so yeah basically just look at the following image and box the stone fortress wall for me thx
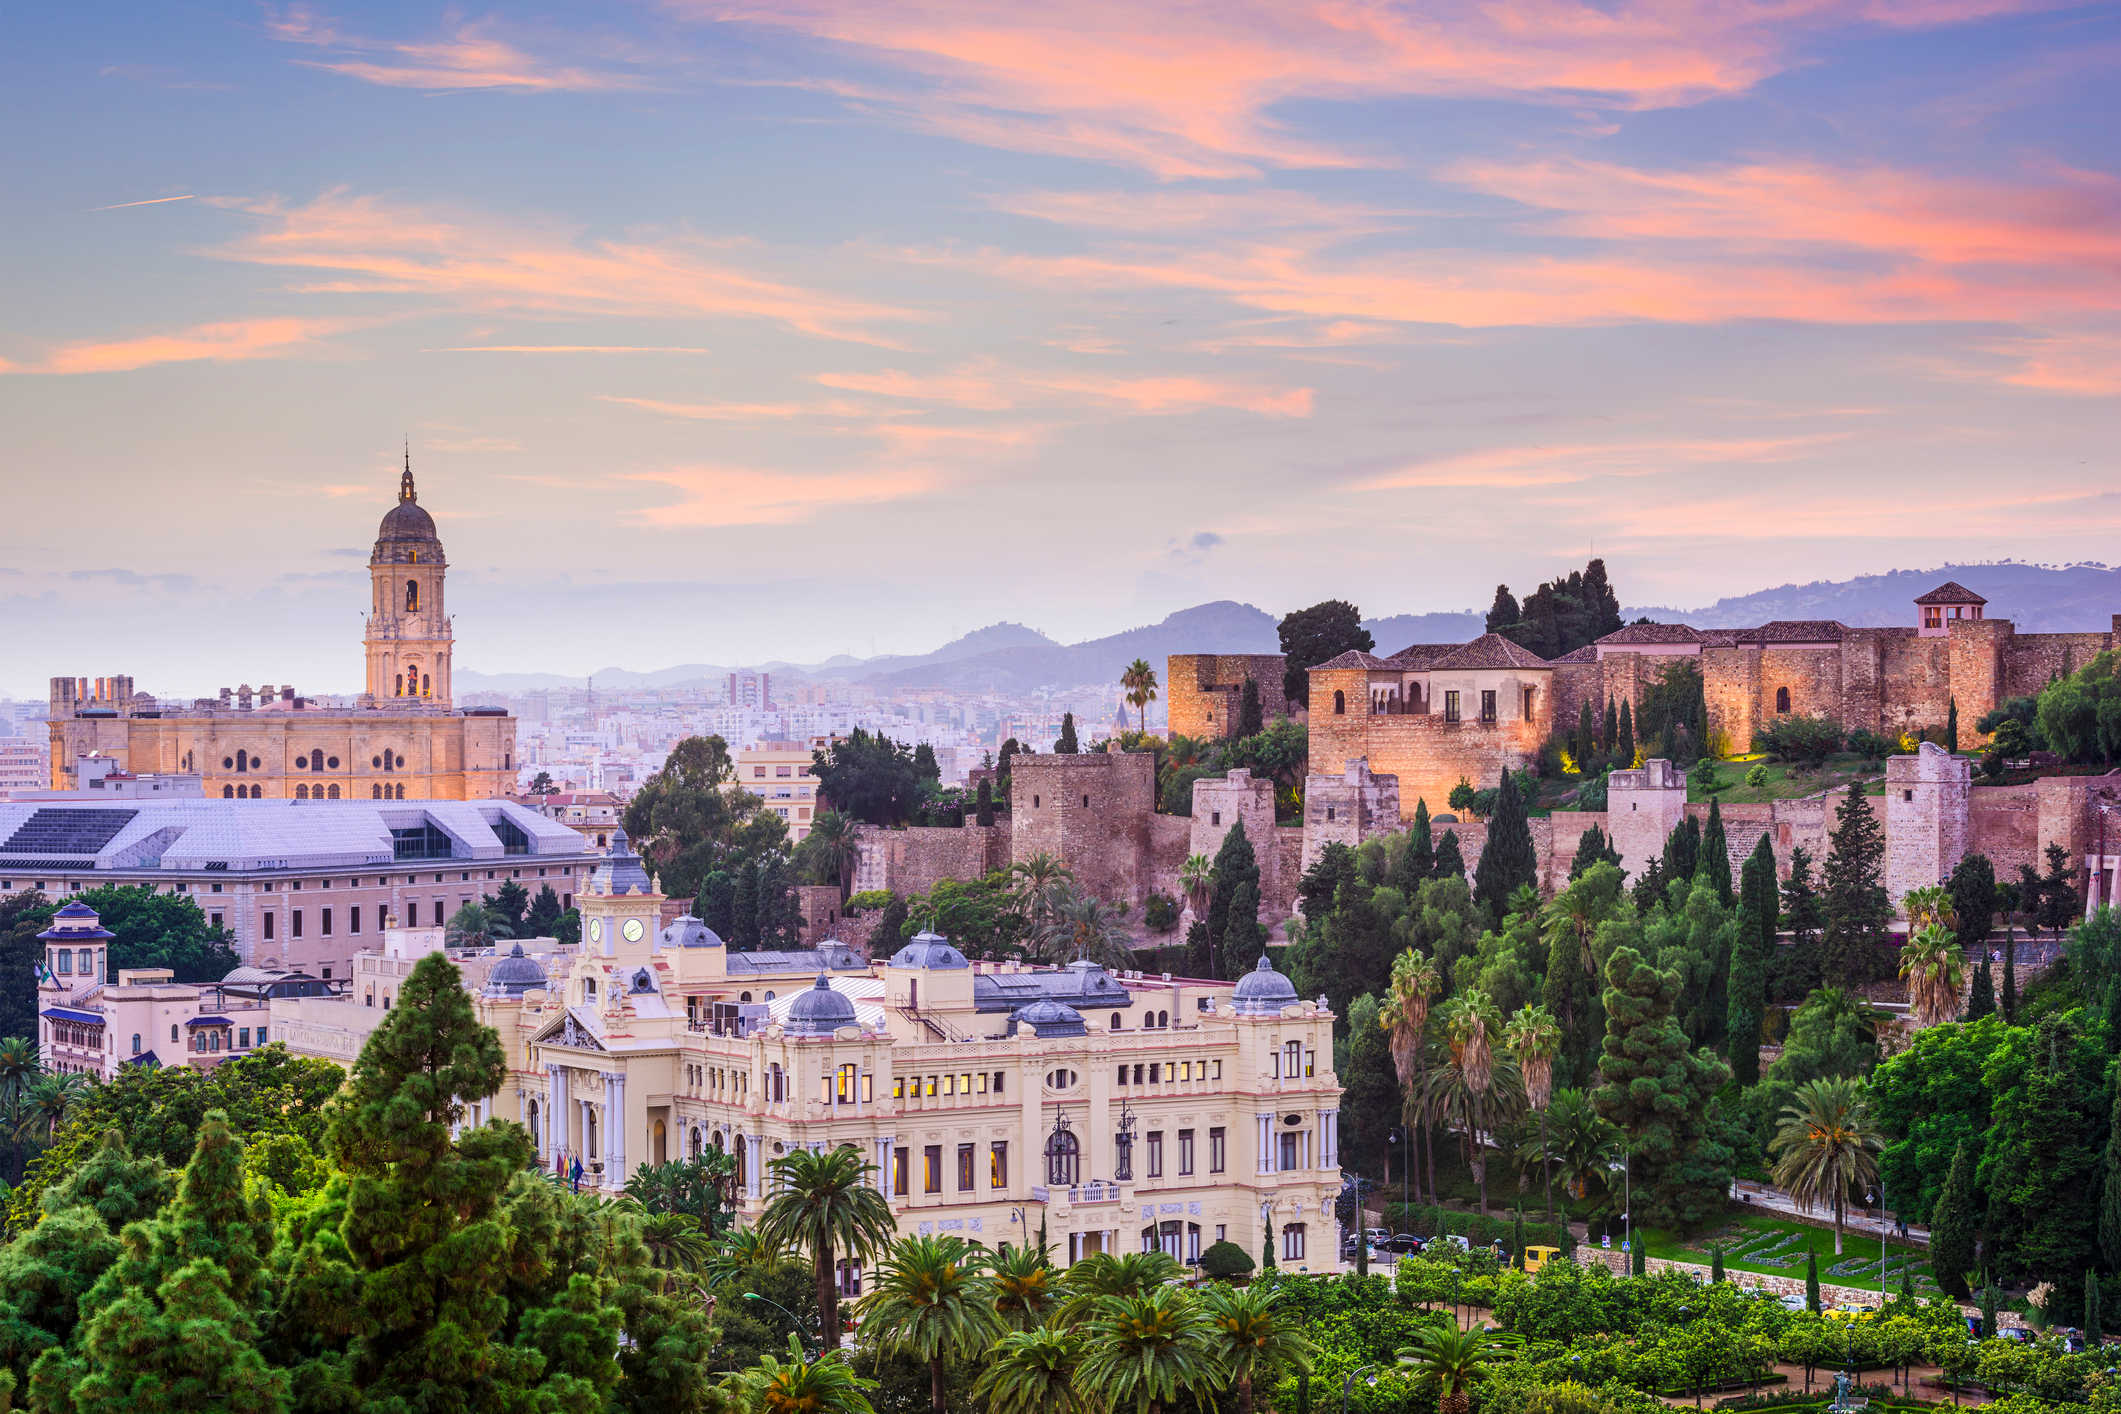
[1166,654,1288,741]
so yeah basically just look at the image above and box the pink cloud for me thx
[215,191,919,346]
[266,6,645,92]
[1356,435,1845,490]
[815,363,1313,417]
[625,464,937,526]
[16,317,354,375]
[685,0,2057,176]
[1985,330,2121,396]
[814,368,1014,409]
[599,394,878,421]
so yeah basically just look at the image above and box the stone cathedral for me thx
[47,460,517,801]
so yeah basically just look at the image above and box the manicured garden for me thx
[1640,1213,1942,1300]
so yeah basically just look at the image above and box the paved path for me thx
[1729,1181,1929,1246]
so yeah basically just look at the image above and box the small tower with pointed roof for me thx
[1915,580,1986,637]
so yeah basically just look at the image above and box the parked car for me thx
[1364,1228,1391,1245]
[1781,1293,1810,1312]
[1385,1233,1422,1254]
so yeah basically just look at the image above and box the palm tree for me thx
[1503,1003,1562,1224]
[1421,987,1523,1217]
[1399,1323,1517,1414]
[703,1225,794,1293]
[1531,1088,1622,1201]
[1899,923,1965,1028]
[444,900,499,947]
[1057,1250,1183,1324]
[639,1211,715,1293]
[1076,1286,1224,1414]
[14,1071,90,1143]
[1769,1076,1881,1256]
[975,1327,1088,1414]
[743,1333,878,1414]
[1200,1282,1313,1414]
[1179,855,1214,921]
[1011,853,1075,931]
[1122,659,1159,735]
[1381,949,1440,1204]
[807,808,860,899]
[0,1035,42,1117]
[1032,888,1137,968]
[757,1144,896,1346]
[855,1233,1004,1414]
[990,1242,1059,1330]
[1902,884,1957,934]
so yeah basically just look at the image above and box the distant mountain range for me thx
[456,562,2117,698]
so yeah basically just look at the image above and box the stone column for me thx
[546,1068,565,1168]
[874,1136,894,1197]
[607,1071,627,1183]
[1256,1114,1273,1174]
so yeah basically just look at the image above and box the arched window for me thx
[170,1023,179,1042]
[395,673,404,696]
[1045,1123,1080,1186]
[252,785,264,798]
[1775,686,1791,714]
[1110,1013,1122,1030]
[223,785,236,799]
[1332,690,1346,715]
[327,784,340,799]
[394,784,406,799]
[295,784,309,799]
[372,784,383,799]
[406,579,419,613]
[235,749,249,773]
[312,753,323,772]
[421,673,431,697]
[131,1034,141,1054]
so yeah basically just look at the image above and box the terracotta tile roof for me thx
[1597,621,1705,646]
[1433,632,1552,670]
[1914,580,1988,606]
[1748,620,1847,643]
[1698,628,1747,647]
[1551,644,1601,663]
[1312,649,1393,671]
[1384,642,1461,668]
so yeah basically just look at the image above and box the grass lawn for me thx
[1690,755,1880,805]
[1638,1213,1942,1300]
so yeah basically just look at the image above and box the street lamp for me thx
[743,1291,816,1357]
[1010,1205,1031,1252]
[1341,1363,1381,1414]
[1387,1128,1410,1216]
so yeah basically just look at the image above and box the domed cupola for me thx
[1232,954,1298,1016]
[660,916,724,949]
[1009,999,1087,1038]
[485,942,548,997]
[589,825,655,897]
[784,974,859,1036]
[888,932,970,970]
[372,456,442,563]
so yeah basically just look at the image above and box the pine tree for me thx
[1947,698,1960,755]
[526,883,565,937]
[2003,931,2018,1020]
[1979,1282,1998,1339]
[1821,782,1890,988]
[1711,1246,1725,1282]
[1632,1241,1647,1277]
[1237,680,1264,738]
[1727,836,1775,1086]
[1054,714,1079,754]
[976,778,995,827]
[1931,1140,1979,1300]
[1183,920,1211,979]
[2089,1272,2105,1346]
[1473,771,1537,923]
[1603,697,1619,757]
[1966,957,1994,1020]
[1617,700,1636,767]
[1662,817,1699,887]
[1698,800,1733,906]
[1593,947,1733,1230]
[1575,700,1597,772]
[1206,820,1261,977]
[1806,1251,1822,1313]
[1485,584,1521,634]
[732,861,759,948]
[1395,800,1434,894]
[1779,848,1824,997]
[1433,830,1465,883]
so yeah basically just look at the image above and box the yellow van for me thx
[1522,1245,1561,1275]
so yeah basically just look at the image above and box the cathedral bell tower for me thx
[364,451,454,707]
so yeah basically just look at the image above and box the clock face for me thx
[588,918,604,943]
[622,918,645,943]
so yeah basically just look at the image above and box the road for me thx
[1729,1180,1929,1245]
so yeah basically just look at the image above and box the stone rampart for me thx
[1011,748,1158,903]
[1167,653,1287,740]
[849,823,1009,899]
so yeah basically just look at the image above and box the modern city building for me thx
[735,738,831,841]
[0,796,599,977]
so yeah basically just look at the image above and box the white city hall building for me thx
[515,830,1346,1283]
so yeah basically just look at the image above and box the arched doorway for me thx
[735,1134,748,1192]
[653,1119,667,1166]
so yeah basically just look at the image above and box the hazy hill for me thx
[457,563,2118,696]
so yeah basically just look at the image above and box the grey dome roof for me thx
[889,932,969,970]
[1062,959,1121,993]
[784,974,859,1036]
[1010,999,1087,1037]
[1232,954,1298,1015]
[486,943,548,996]
[373,464,441,557]
[589,826,654,897]
[661,917,724,948]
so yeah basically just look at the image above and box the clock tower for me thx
[580,826,661,960]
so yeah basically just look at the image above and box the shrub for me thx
[845,890,894,916]
[1199,1238,1255,1279]
[1753,716,1842,767]
[1746,764,1769,789]
[1143,890,1180,933]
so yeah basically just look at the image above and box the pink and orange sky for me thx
[3,1,2118,695]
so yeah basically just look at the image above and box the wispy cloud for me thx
[625,464,938,526]
[686,0,2059,177]
[215,190,921,346]
[600,394,879,420]
[265,5,649,92]
[1355,435,1845,491]
[427,344,718,355]
[814,363,1314,416]
[91,194,198,211]
[8,317,356,376]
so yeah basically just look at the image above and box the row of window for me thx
[48,947,100,975]
[1330,687,1535,723]
[891,1140,1009,1196]
[1116,1058,1223,1087]
[893,1070,1008,1101]
[293,785,344,799]
[1134,1126,1226,1179]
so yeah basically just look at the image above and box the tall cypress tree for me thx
[1778,848,1824,998]
[1395,800,1434,894]
[1571,825,1620,880]
[1966,956,1995,1020]
[1699,800,1734,906]
[1054,713,1079,753]
[1603,697,1619,757]
[2090,1272,2105,1346]
[2099,1086,2121,1273]
[975,777,995,827]
[1617,700,1636,767]
[2003,932,2018,1021]
[1575,701,1597,771]
[1473,771,1537,923]
[1433,830,1465,883]
[1806,1251,1822,1313]
[1222,881,1266,979]
[1948,698,1960,755]
[1207,819,1260,977]
[1821,782,1890,988]
[1931,1140,1980,1299]
[1236,680,1264,738]
[1662,817,1700,887]
[1727,836,1775,1086]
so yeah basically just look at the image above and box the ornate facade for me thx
[47,461,516,801]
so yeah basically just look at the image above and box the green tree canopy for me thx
[1278,600,1373,709]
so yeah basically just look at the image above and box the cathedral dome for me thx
[485,943,548,997]
[1232,954,1298,1015]
[372,460,442,561]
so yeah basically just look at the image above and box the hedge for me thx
[1382,1203,1568,1251]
